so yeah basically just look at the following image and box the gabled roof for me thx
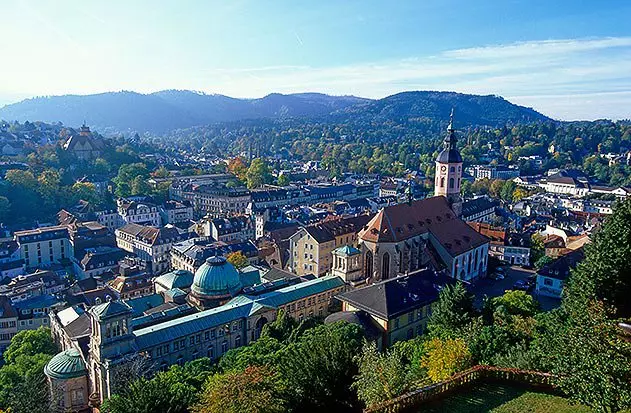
[337,269,453,319]
[359,197,488,256]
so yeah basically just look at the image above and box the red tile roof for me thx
[359,197,488,256]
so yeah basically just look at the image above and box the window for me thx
[204,331,209,341]
[221,341,228,354]
[408,313,414,324]
[235,335,241,347]
[207,345,214,359]
[416,309,422,321]
[544,278,553,286]
[449,178,454,189]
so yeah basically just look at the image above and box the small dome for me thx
[436,148,463,163]
[45,349,87,380]
[191,256,242,298]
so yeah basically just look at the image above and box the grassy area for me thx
[408,383,591,413]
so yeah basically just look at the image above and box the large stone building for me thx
[288,214,373,277]
[62,125,104,161]
[14,226,74,270]
[355,113,488,282]
[358,197,489,282]
[48,256,345,409]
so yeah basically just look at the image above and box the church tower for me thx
[434,109,463,217]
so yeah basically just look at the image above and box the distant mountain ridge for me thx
[0,90,551,133]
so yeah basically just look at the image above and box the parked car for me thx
[512,279,532,291]
[489,271,505,280]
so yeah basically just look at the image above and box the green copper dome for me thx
[45,348,87,380]
[192,256,242,298]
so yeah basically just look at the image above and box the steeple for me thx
[443,108,458,152]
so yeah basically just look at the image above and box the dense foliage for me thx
[0,328,57,413]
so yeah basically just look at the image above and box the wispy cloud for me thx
[192,37,631,120]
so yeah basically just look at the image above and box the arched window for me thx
[235,335,241,348]
[381,252,390,280]
[450,166,455,172]
[364,250,373,279]
[440,177,445,188]
[449,178,454,189]
[207,345,214,359]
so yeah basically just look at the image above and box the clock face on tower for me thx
[440,165,447,172]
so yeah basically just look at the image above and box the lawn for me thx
[407,383,591,413]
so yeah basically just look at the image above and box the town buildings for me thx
[288,215,373,277]
[115,224,187,274]
[117,198,162,227]
[47,257,345,408]
[14,226,74,270]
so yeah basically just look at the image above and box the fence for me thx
[363,365,556,413]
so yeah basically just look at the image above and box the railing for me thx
[363,365,556,413]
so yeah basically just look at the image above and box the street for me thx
[470,265,561,311]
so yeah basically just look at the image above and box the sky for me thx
[1,0,631,120]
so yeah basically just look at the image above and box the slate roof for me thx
[461,197,497,218]
[336,269,453,319]
[359,197,488,256]
[117,224,184,246]
[301,214,373,243]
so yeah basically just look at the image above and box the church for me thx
[353,111,489,283]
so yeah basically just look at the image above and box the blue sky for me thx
[1,0,631,120]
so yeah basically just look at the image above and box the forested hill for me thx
[0,90,551,134]
[334,91,551,125]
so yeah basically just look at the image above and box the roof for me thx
[63,313,91,339]
[467,222,506,244]
[337,269,452,319]
[359,197,488,256]
[134,275,344,349]
[154,269,194,291]
[45,349,87,380]
[333,245,361,257]
[90,300,133,321]
[299,214,374,244]
[538,248,585,281]
[124,294,165,317]
[191,256,242,298]
[117,224,184,246]
[461,197,497,218]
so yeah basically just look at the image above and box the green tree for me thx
[0,196,10,222]
[131,175,151,196]
[246,158,273,189]
[277,174,290,187]
[530,233,545,264]
[102,359,214,413]
[565,197,631,316]
[427,282,476,339]
[114,163,149,197]
[193,365,285,413]
[352,343,410,409]
[71,182,100,205]
[278,321,364,411]
[553,301,631,412]
[3,328,57,365]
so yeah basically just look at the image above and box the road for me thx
[470,265,561,311]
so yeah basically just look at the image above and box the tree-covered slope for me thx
[0,89,550,134]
